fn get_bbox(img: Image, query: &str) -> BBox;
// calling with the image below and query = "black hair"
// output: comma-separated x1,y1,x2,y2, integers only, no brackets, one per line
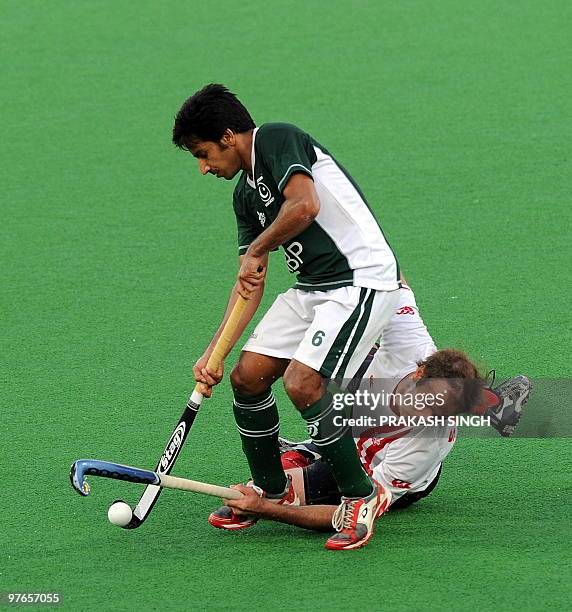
172,84,255,150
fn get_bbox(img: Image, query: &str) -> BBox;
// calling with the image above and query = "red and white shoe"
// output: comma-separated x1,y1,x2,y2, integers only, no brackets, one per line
208,475,300,530
325,482,391,551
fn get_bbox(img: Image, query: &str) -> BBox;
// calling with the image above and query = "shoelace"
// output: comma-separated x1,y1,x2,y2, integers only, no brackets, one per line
332,499,358,531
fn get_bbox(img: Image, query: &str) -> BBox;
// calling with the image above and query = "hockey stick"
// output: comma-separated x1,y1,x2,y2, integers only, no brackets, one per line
70,459,243,500
113,295,248,528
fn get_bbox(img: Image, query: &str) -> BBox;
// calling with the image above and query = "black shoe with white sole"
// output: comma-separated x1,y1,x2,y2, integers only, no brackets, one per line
488,375,533,437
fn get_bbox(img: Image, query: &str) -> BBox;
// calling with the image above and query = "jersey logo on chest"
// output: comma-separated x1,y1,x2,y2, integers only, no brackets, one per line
256,175,275,207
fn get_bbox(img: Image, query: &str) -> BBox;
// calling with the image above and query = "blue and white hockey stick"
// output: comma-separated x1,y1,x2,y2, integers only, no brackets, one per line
73,295,249,528
70,459,241,499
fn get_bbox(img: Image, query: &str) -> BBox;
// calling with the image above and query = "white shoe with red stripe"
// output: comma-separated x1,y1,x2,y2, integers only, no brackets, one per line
325,481,391,551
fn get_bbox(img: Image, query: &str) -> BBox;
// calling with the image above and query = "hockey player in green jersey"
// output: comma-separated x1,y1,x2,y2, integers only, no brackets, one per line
173,83,402,550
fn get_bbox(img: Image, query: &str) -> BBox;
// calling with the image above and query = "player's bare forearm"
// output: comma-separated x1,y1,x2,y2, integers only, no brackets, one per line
248,174,320,257
225,486,336,531
255,501,335,531
248,200,315,256
225,484,335,531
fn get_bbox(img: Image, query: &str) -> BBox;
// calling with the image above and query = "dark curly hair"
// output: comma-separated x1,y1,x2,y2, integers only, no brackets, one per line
172,84,255,150
417,349,485,414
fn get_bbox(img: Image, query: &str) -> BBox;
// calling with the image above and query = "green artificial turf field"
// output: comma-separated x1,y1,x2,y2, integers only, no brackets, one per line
2,1,571,610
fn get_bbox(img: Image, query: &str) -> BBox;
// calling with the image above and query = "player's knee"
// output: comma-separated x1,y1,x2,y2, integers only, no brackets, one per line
230,363,256,396
230,361,268,397
283,364,323,410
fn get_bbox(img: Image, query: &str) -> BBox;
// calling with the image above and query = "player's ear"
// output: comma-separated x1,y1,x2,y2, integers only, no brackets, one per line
412,365,426,381
220,129,236,147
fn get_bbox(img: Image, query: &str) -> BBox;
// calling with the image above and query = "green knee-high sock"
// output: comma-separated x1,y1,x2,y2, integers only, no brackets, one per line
233,388,287,496
301,392,373,499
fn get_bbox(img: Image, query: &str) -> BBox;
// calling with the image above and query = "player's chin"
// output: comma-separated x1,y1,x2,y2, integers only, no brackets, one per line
224,168,241,180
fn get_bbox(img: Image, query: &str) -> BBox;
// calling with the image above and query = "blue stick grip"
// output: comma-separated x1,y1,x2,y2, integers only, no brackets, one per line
70,459,159,496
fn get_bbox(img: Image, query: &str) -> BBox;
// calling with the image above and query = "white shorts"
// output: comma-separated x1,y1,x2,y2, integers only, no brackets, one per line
243,286,400,381
355,285,457,503
372,284,437,380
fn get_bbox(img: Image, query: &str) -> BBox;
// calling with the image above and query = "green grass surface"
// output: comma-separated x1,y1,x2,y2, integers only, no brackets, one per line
2,1,571,610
